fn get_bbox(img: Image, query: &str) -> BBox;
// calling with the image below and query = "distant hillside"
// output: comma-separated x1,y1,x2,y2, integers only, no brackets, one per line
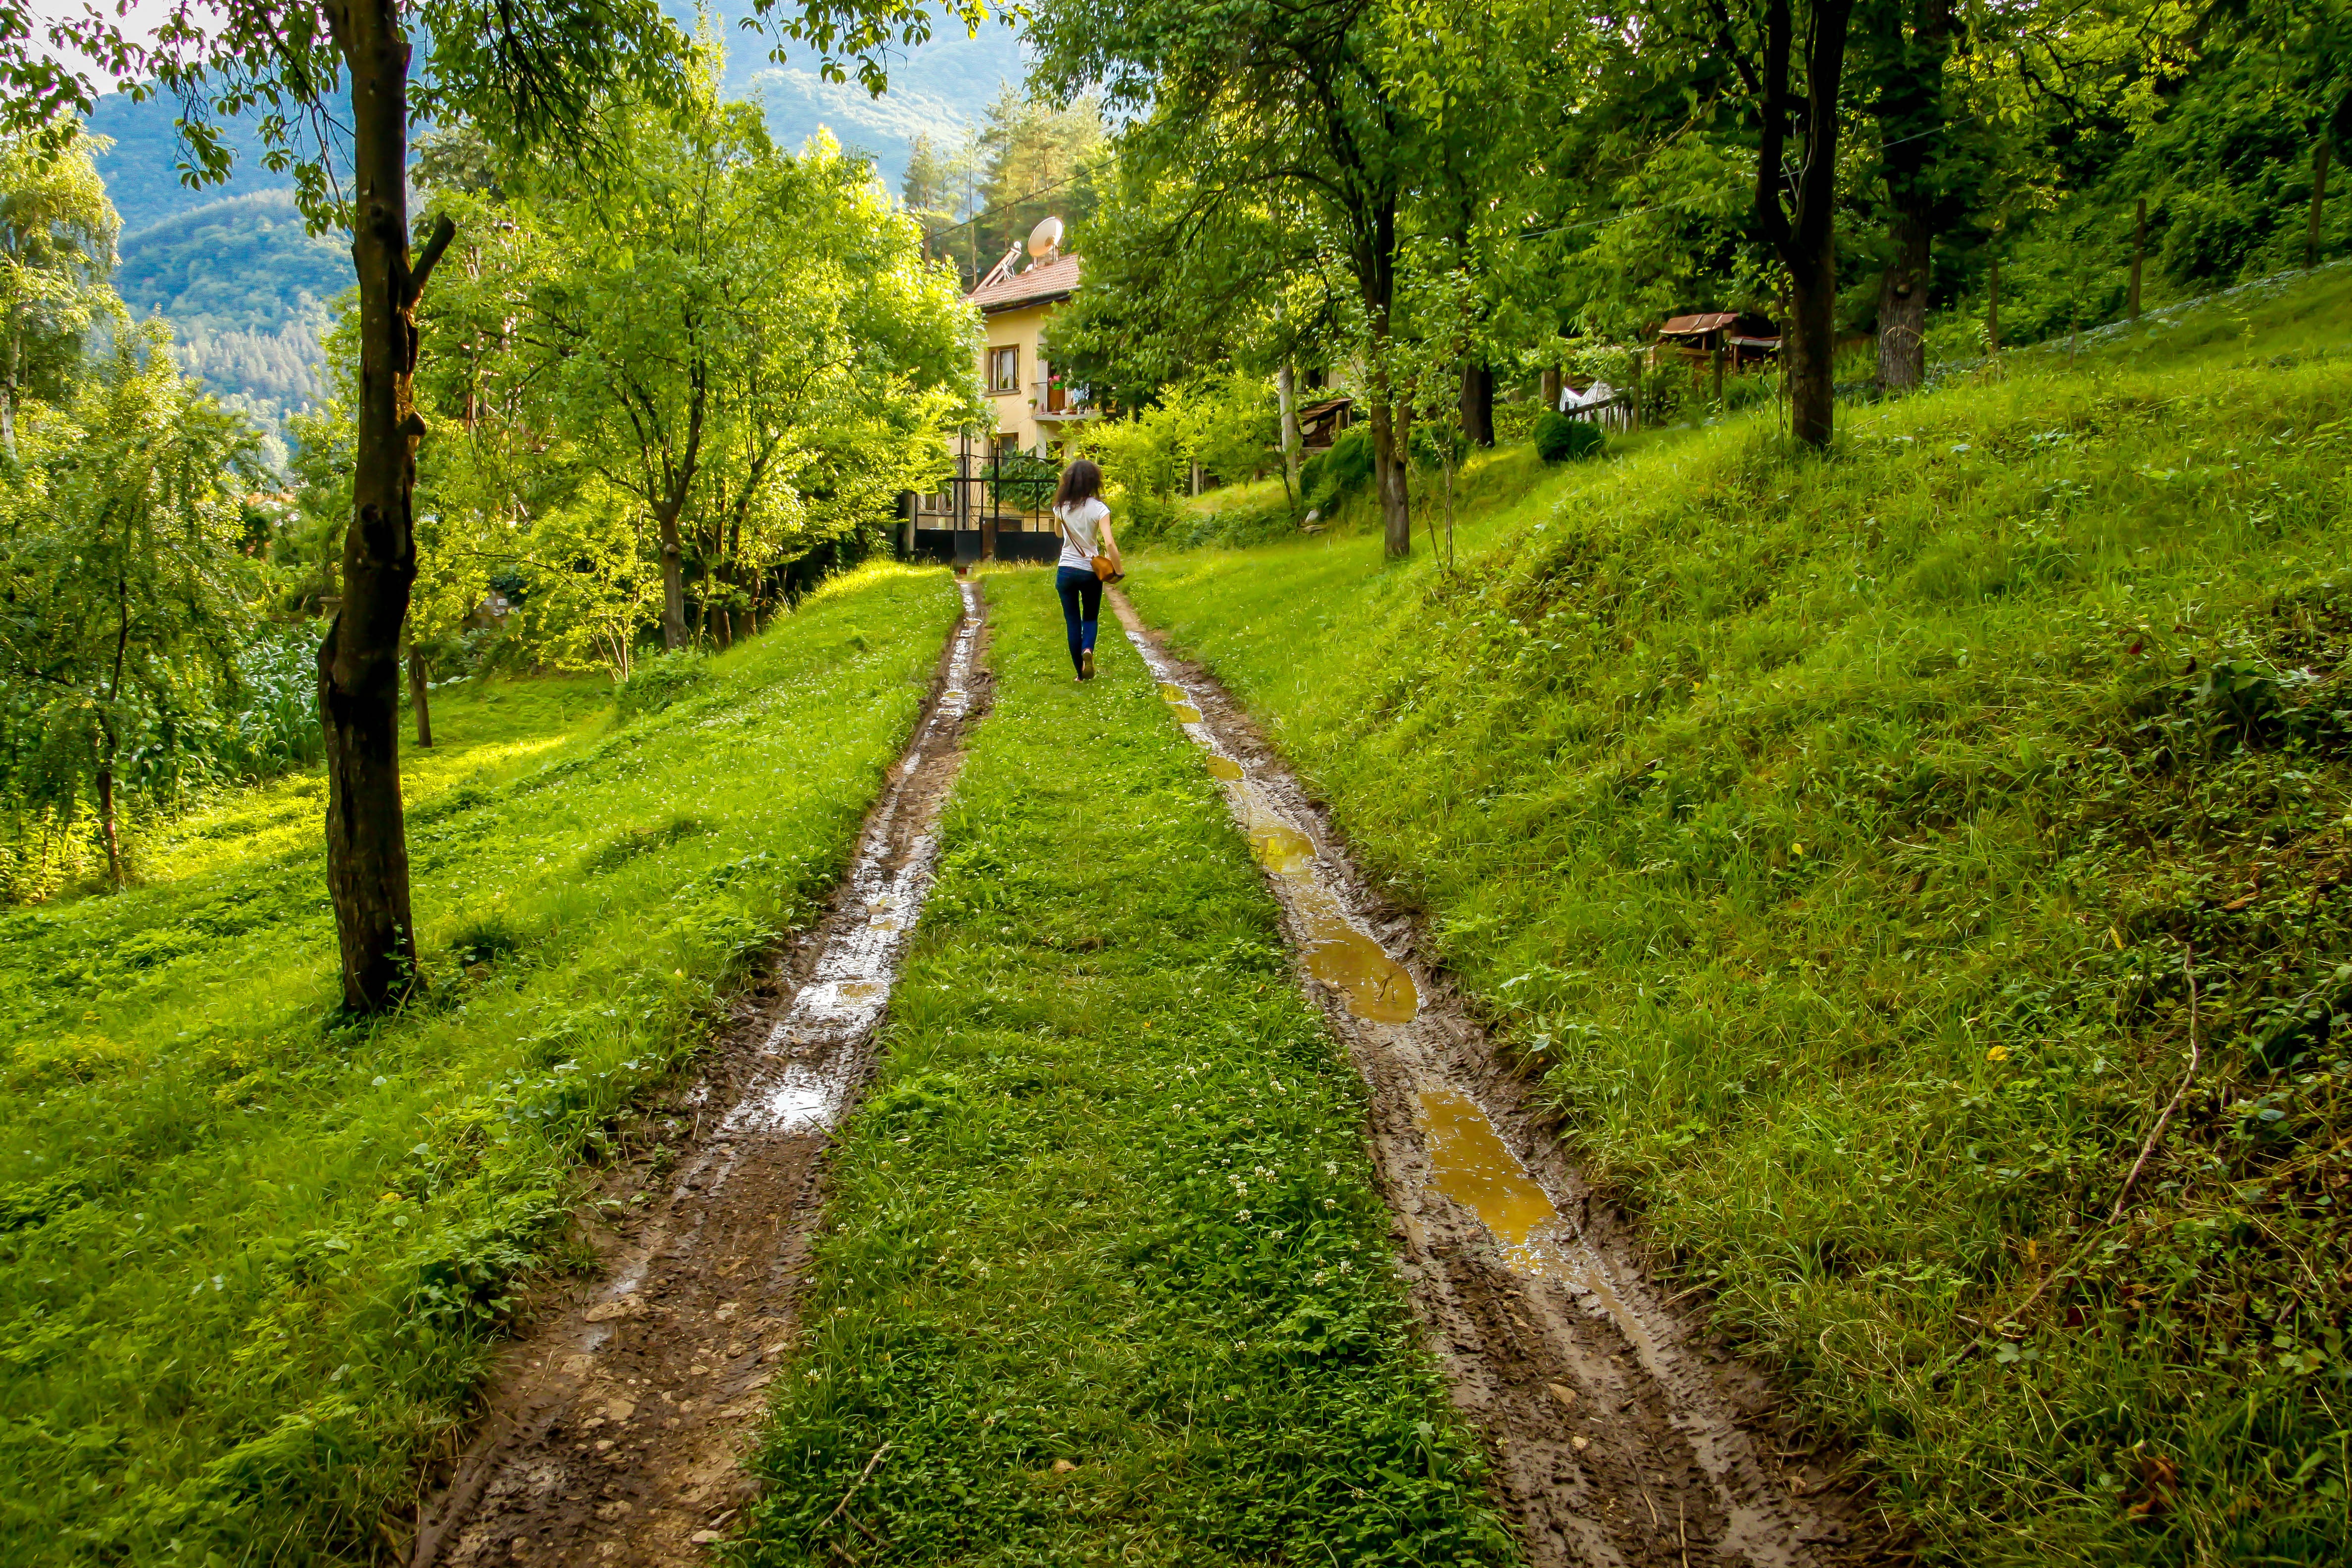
112,187,343,442
725,5,1025,175
86,93,294,233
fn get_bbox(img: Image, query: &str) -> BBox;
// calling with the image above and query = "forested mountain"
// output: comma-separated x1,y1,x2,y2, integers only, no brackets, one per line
112,188,341,436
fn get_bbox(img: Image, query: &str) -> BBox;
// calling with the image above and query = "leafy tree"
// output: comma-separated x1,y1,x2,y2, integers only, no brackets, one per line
1029,0,1439,556
418,101,978,654
11,0,987,1011
0,124,120,459
0,319,263,883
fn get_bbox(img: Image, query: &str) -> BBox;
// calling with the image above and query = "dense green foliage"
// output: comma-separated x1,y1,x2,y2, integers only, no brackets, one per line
407,94,980,662
0,565,959,1564
0,320,267,886
0,124,119,456
1126,266,2352,1563
743,571,1511,1566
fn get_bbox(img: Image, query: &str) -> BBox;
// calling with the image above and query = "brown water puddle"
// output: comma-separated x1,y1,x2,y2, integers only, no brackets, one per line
1305,920,1420,1024
1414,1087,1570,1270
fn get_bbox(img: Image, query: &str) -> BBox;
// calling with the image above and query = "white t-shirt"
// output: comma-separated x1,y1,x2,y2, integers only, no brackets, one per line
1055,498,1110,572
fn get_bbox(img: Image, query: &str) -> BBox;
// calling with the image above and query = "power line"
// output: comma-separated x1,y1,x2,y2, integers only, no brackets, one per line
917,172,1081,236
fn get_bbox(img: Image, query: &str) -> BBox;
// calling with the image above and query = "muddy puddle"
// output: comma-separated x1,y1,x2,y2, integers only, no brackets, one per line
407,583,990,1568
1123,596,1882,1568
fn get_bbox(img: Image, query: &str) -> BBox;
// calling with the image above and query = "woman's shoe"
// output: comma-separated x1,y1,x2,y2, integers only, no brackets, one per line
1080,648,1095,680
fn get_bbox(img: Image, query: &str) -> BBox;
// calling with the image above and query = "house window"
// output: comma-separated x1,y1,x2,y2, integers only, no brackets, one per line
991,433,1022,462
987,344,1020,393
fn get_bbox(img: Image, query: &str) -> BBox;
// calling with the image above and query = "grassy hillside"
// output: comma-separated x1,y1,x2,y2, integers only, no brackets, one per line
1125,263,2352,1565
742,570,1509,1566
0,566,960,1565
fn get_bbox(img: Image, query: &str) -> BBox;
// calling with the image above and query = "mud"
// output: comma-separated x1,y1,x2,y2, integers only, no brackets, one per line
407,582,991,1568
1116,594,1896,1568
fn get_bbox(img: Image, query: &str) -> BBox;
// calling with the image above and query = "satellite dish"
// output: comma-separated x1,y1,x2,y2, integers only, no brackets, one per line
1026,215,1064,261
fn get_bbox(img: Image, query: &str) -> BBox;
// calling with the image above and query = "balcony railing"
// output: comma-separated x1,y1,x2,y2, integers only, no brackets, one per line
1030,379,1094,418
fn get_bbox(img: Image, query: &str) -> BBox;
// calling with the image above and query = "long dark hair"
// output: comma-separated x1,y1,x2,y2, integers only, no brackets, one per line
1053,458,1103,512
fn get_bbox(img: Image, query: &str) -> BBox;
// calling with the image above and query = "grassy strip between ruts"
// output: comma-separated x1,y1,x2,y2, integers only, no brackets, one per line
1122,265,2352,1566
0,563,961,1566
737,568,1513,1567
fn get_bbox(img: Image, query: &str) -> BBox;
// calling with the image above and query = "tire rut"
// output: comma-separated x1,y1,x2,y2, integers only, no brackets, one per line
1112,592,1898,1568
407,580,991,1568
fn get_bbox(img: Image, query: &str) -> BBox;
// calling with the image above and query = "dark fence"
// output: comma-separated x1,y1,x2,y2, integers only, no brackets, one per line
909,522,1063,567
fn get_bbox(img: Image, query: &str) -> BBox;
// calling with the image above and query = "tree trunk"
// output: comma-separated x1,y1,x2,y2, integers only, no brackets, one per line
1789,240,1839,444
1275,361,1303,491
1754,0,1857,449
1871,0,1949,392
1539,365,1562,412
1877,207,1931,389
1370,399,1410,558
3,323,19,460
316,0,454,1013
2127,196,2147,318
96,765,122,886
1458,361,1494,446
407,644,432,747
2310,138,2332,269
1987,250,2001,352
657,502,687,649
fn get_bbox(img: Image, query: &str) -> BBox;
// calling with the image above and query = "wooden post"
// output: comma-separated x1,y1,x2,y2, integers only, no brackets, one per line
1539,365,1561,411
2129,197,2145,320
1987,251,2001,355
1711,343,1724,406
2310,138,2333,270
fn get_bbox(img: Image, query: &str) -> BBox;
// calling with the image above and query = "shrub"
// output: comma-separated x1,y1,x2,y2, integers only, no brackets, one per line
1298,423,1376,510
614,649,708,719
1533,410,1605,463
1493,398,1543,445
1409,420,1466,471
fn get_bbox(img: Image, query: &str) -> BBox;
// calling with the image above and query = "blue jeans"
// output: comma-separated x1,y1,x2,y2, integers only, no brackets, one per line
1055,566,1102,675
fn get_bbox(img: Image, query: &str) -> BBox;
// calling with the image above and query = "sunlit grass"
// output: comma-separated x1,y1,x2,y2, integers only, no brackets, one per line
0,563,962,1566
1126,266,2352,1565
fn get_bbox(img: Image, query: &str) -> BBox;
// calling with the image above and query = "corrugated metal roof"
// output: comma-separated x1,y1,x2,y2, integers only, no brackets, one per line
1658,311,1740,336
968,253,1082,314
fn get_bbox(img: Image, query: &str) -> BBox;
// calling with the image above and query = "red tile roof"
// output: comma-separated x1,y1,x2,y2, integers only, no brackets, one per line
967,253,1081,314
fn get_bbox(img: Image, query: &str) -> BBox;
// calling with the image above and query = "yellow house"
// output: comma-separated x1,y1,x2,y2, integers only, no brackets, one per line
967,250,1089,457
907,241,1093,563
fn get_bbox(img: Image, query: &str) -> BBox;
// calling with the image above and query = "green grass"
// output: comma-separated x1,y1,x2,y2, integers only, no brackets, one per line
738,567,1512,1567
1124,263,2352,1565
0,563,962,1565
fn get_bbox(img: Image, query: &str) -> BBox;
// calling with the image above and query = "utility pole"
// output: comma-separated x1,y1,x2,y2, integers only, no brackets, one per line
2129,197,2146,320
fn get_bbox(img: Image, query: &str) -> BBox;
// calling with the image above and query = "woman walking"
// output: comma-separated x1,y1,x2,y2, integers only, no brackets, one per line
1051,458,1122,681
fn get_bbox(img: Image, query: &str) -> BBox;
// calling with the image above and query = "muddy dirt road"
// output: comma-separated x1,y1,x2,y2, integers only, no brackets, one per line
408,582,990,1568
408,572,1888,1568
1113,593,1890,1568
